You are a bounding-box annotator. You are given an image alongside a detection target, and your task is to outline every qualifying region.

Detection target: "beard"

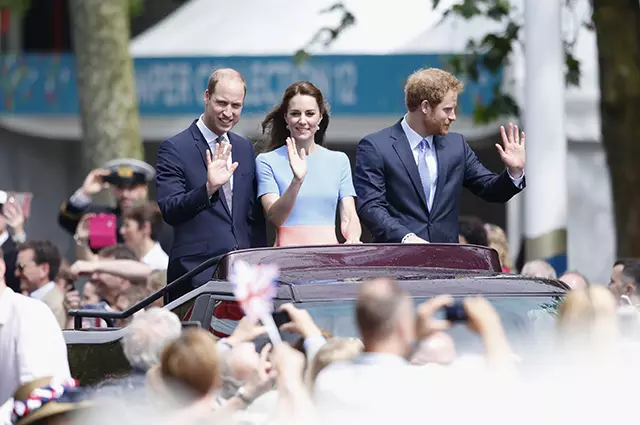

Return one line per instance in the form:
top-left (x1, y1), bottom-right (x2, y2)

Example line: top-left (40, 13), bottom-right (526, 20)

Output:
top-left (424, 116), bottom-right (451, 136)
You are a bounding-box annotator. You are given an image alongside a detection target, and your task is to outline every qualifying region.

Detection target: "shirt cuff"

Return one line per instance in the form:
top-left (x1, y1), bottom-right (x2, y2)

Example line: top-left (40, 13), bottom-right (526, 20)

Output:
top-left (401, 233), bottom-right (416, 243)
top-left (506, 169), bottom-right (525, 188)
top-left (303, 335), bottom-right (327, 362)
top-left (69, 189), bottom-right (92, 208)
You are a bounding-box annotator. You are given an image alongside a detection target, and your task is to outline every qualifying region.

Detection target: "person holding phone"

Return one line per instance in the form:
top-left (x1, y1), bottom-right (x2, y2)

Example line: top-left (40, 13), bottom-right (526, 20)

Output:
top-left (256, 81), bottom-right (361, 246)
top-left (58, 158), bottom-right (173, 254)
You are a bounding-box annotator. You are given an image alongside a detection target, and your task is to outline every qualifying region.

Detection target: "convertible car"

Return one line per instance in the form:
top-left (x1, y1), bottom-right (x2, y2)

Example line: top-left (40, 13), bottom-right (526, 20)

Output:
top-left (64, 244), bottom-right (568, 385)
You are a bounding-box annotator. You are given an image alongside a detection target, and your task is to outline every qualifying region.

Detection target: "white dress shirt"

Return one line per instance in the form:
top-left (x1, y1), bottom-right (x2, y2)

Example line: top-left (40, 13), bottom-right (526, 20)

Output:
top-left (141, 242), bottom-right (169, 271)
top-left (196, 115), bottom-right (233, 191)
top-left (0, 287), bottom-right (70, 425)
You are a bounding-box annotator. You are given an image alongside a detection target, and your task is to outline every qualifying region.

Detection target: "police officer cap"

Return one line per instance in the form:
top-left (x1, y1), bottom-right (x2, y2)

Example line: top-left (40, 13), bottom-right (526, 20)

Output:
top-left (102, 158), bottom-right (155, 188)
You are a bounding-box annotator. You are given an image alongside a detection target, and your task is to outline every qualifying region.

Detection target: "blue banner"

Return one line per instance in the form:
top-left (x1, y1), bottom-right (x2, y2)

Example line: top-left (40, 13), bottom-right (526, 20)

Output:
top-left (0, 54), bottom-right (501, 117)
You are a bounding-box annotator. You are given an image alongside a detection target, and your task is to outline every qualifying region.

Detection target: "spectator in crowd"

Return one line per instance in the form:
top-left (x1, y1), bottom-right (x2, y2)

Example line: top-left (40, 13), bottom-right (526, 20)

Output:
top-left (63, 244), bottom-right (152, 328)
top-left (485, 223), bottom-right (513, 272)
top-left (55, 258), bottom-right (74, 294)
top-left (559, 271), bottom-right (589, 290)
top-left (58, 158), bottom-right (172, 254)
top-left (10, 377), bottom-right (93, 425)
top-left (0, 192), bottom-right (26, 293)
top-left (119, 202), bottom-right (168, 271)
top-left (556, 285), bottom-right (619, 355)
top-left (609, 258), bottom-right (640, 301)
top-left (611, 260), bottom-right (640, 306)
top-left (521, 260), bottom-right (558, 279)
top-left (114, 285), bottom-right (150, 327)
top-left (0, 249), bottom-right (70, 425)
top-left (147, 270), bottom-right (167, 308)
top-left (95, 308), bottom-right (182, 397)
top-left (16, 240), bottom-right (66, 328)
top-left (458, 215), bottom-right (489, 246)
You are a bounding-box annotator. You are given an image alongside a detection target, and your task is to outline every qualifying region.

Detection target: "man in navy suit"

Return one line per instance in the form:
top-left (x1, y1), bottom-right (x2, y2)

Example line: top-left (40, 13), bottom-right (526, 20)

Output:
top-left (355, 68), bottom-right (526, 244)
top-left (156, 68), bottom-right (266, 302)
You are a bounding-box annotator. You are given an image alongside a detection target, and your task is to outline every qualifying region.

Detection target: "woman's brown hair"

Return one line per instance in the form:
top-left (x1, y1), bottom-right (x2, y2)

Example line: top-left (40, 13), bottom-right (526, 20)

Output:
top-left (261, 81), bottom-right (330, 151)
top-left (159, 328), bottom-right (221, 402)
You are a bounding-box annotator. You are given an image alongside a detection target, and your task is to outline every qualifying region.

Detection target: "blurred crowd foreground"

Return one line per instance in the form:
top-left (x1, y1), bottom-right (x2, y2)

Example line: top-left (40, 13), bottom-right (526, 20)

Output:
top-left (3, 263), bottom-right (640, 425)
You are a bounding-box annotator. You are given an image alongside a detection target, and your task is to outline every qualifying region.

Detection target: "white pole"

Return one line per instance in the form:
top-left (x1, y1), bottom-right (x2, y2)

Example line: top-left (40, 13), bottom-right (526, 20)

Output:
top-left (523, 0), bottom-right (567, 275)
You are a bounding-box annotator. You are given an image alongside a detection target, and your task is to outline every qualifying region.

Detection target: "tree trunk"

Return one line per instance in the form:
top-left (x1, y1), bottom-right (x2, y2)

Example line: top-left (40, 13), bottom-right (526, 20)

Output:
top-left (69, 0), bottom-right (143, 202)
top-left (593, 0), bottom-right (640, 258)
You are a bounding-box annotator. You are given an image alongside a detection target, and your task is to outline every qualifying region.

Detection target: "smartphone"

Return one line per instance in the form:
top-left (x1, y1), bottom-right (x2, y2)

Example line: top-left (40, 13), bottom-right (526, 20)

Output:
top-left (444, 301), bottom-right (468, 323)
top-left (271, 311), bottom-right (291, 328)
top-left (88, 213), bottom-right (117, 249)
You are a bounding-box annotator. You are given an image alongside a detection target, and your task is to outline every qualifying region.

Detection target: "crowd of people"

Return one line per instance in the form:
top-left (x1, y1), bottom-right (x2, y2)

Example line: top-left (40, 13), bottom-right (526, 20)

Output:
top-left (1, 64), bottom-right (638, 425)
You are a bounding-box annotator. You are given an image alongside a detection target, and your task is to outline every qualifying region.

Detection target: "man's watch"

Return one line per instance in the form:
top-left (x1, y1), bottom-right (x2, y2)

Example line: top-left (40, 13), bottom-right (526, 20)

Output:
top-left (234, 386), bottom-right (254, 405)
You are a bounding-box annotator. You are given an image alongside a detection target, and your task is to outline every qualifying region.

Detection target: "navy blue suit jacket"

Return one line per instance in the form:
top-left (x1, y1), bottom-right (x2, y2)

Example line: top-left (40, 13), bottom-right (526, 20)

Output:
top-left (354, 120), bottom-right (524, 243)
top-left (156, 120), bottom-right (266, 297)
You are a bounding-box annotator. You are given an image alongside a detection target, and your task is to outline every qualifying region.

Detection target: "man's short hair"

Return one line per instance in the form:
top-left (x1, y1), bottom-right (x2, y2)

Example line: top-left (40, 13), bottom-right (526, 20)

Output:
top-left (356, 278), bottom-right (409, 341)
top-left (124, 202), bottom-right (164, 242)
top-left (405, 68), bottom-right (464, 112)
top-left (614, 258), bottom-right (639, 268)
top-left (458, 216), bottom-right (488, 246)
top-left (18, 240), bottom-right (61, 281)
top-left (621, 261), bottom-right (640, 291)
top-left (98, 244), bottom-right (138, 261)
top-left (207, 68), bottom-right (246, 96)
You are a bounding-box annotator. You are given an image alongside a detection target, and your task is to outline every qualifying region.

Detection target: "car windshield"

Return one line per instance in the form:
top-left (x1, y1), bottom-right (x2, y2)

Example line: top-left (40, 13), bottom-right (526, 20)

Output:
top-left (295, 295), bottom-right (562, 355)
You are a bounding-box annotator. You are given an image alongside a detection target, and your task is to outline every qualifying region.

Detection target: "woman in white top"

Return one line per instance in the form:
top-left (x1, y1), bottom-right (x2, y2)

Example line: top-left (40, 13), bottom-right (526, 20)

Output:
top-left (120, 202), bottom-right (169, 270)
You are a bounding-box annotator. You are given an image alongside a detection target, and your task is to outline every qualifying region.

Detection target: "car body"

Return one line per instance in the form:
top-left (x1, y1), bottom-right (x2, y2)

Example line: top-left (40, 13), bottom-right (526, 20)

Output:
top-left (64, 244), bottom-right (568, 385)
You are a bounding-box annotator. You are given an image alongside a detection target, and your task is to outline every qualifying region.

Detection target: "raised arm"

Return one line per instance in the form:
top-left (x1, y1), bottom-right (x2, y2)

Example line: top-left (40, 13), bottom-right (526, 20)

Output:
top-left (258, 138), bottom-right (306, 228)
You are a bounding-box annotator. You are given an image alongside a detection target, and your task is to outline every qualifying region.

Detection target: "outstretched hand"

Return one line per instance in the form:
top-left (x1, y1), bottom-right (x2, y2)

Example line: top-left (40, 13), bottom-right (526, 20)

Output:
top-left (286, 137), bottom-right (307, 182)
top-left (496, 123), bottom-right (525, 178)
top-left (206, 142), bottom-right (238, 194)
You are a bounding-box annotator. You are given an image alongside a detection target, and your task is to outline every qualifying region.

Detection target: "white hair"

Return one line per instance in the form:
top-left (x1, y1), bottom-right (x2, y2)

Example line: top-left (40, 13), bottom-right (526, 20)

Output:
top-left (121, 308), bottom-right (182, 371)
top-left (521, 260), bottom-right (557, 279)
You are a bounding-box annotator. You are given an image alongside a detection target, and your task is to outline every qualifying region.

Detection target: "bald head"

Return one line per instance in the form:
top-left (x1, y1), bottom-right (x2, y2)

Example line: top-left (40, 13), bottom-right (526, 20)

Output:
top-left (521, 260), bottom-right (557, 279)
top-left (559, 271), bottom-right (589, 290)
top-left (356, 278), bottom-right (411, 341)
top-left (207, 68), bottom-right (246, 96)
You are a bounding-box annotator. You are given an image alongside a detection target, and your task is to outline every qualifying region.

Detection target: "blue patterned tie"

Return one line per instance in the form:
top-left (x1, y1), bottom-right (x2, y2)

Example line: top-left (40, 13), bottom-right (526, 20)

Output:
top-left (417, 138), bottom-right (431, 210)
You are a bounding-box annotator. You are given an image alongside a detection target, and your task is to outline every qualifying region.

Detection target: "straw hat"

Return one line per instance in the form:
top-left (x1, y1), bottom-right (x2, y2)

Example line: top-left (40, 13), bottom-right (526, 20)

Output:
top-left (11, 377), bottom-right (92, 425)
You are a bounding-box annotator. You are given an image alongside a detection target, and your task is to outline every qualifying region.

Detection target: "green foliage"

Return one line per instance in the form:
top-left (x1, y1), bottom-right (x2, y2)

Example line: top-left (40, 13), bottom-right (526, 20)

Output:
top-left (305, 0), bottom-right (586, 124)
top-left (294, 3), bottom-right (356, 64)
top-left (436, 0), bottom-right (585, 123)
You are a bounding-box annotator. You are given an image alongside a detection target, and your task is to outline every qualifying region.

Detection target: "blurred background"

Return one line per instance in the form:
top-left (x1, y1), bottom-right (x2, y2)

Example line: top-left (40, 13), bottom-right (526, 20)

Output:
top-left (0, 0), bottom-right (637, 284)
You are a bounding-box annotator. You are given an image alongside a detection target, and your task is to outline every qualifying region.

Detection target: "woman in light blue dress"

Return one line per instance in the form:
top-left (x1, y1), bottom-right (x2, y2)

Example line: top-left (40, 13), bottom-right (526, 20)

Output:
top-left (256, 81), bottom-right (362, 246)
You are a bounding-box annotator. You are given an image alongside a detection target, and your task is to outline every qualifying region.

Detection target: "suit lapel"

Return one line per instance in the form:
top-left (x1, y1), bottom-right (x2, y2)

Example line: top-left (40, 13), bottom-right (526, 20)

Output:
top-left (391, 122), bottom-right (429, 212)
top-left (190, 121), bottom-right (232, 218)
top-left (431, 134), bottom-right (449, 213)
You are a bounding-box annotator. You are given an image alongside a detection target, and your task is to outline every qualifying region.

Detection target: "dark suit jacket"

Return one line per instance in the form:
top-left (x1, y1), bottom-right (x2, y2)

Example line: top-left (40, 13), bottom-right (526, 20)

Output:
top-left (354, 120), bottom-right (524, 243)
top-left (156, 120), bottom-right (266, 301)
